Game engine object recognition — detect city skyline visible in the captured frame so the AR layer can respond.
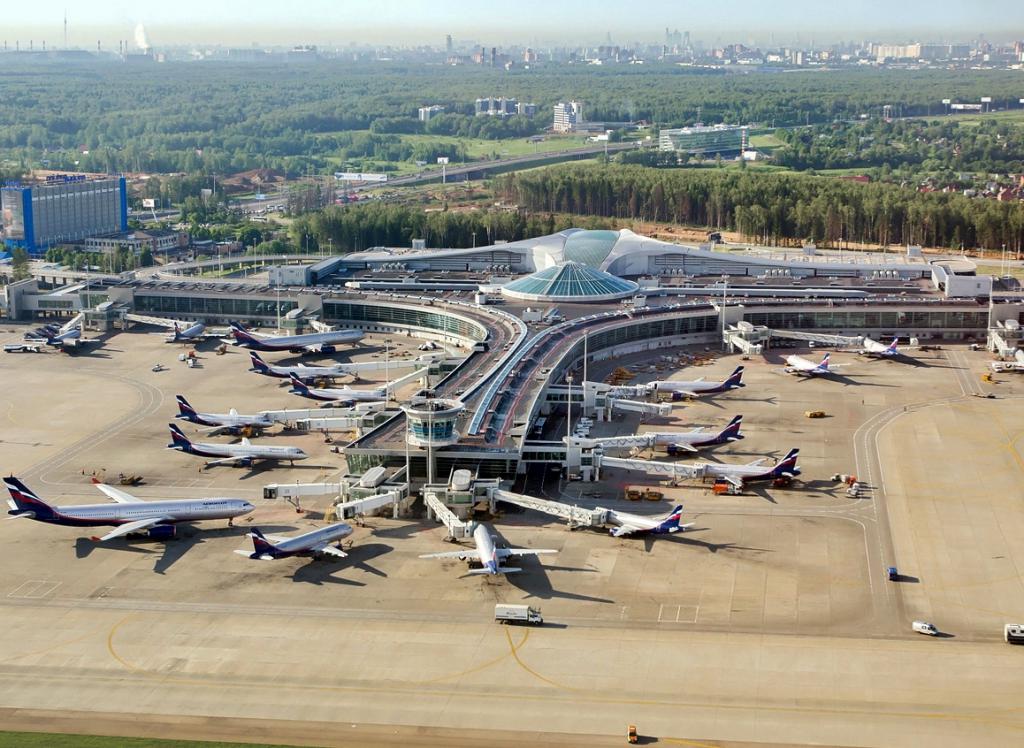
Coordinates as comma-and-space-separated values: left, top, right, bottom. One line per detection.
2, 0, 1021, 48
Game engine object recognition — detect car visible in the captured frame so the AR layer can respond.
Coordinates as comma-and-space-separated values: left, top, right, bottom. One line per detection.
912, 621, 939, 636
626, 724, 638, 744
886, 566, 899, 581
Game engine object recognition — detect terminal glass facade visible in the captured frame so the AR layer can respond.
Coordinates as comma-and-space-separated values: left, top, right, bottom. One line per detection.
135, 293, 297, 319
743, 309, 988, 331
324, 301, 487, 341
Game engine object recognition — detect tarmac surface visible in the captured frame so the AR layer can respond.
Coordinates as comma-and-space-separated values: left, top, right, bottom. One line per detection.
2, 326, 1024, 747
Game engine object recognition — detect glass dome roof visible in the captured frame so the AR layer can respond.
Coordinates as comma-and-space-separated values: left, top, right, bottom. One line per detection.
501, 261, 639, 302
562, 230, 620, 268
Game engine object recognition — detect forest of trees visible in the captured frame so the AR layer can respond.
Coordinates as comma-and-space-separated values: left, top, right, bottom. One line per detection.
495, 164, 1024, 251
774, 118, 1024, 175
285, 202, 615, 253
0, 59, 1020, 176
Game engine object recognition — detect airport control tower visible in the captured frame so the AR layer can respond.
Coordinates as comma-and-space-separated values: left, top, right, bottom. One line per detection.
401, 398, 465, 485
401, 398, 465, 448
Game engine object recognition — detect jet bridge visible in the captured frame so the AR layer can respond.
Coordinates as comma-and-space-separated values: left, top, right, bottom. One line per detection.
597, 455, 705, 482
609, 398, 672, 417
492, 489, 607, 528
424, 491, 472, 539
768, 330, 863, 347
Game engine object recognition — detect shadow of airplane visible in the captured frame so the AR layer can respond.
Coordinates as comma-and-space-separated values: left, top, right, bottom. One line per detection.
489, 526, 614, 604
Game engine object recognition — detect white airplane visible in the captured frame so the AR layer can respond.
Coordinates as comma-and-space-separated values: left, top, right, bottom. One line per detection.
602, 504, 694, 537
4, 476, 253, 542
419, 523, 558, 575
167, 423, 308, 468
859, 337, 901, 358
234, 524, 353, 560
783, 352, 846, 376
229, 321, 364, 353
24, 313, 97, 351
661, 415, 744, 454
174, 395, 274, 436
704, 448, 801, 488
248, 352, 354, 382
288, 373, 387, 405
646, 366, 745, 400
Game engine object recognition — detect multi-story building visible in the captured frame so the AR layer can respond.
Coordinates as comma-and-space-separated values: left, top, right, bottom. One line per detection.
474, 97, 519, 117
553, 100, 584, 132
658, 124, 748, 156
82, 228, 189, 257
1, 175, 127, 253
517, 102, 538, 118
418, 105, 446, 122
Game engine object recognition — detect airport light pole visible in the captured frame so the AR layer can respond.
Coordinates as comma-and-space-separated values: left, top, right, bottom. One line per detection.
384, 337, 392, 400
275, 286, 282, 333
566, 374, 574, 443
720, 274, 728, 350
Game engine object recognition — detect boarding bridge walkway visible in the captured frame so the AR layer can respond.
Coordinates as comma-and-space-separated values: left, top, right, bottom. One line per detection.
610, 398, 672, 417
335, 490, 402, 519
493, 489, 607, 528
424, 492, 471, 539
598, 455, 706, 481
261, 403, 387, 423
723, 329, 763, 355
769, 330, 862, 347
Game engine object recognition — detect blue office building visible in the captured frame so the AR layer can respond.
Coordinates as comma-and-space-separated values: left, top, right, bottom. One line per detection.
1, 175, 128, 253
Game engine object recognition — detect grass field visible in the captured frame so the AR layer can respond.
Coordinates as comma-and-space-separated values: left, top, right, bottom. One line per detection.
0, 734, 304, 748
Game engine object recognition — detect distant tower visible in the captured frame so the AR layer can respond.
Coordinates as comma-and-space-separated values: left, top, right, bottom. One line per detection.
64, 10, 68, 49
445, 34, 452, 54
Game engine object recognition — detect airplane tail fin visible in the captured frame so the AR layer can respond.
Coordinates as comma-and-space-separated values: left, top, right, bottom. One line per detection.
288, 373, 310, 393
656, 504, 685, 532
175, 395, 198, 420
3, 477, 55, 519
888, 338, 899, 352
772, 449, 801, 478
248, 352, 269, 372
249, 528, 279, 558
717, 415, 744, 442
167, 423, 193, 450
724, 366, 745, 388
230, 322, 258, 345
820, 353, 831, 370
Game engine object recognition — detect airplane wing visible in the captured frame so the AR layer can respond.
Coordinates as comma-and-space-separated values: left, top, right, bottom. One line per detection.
301, 343, 325, 353
669, 442, 699, 453
98, 517, 171, 541
419, 550, 472, 560
498, 548, 558, 557
610, 524, 643, 537
311, 543, 348, 558
722, 475, 744, 489
92, 483, 141, 504
745, 457, 769, 467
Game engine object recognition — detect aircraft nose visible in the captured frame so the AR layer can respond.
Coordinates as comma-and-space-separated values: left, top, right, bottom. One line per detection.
241, 502, 255, 512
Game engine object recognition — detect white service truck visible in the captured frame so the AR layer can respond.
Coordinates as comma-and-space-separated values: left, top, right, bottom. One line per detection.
494, 604, 543, 625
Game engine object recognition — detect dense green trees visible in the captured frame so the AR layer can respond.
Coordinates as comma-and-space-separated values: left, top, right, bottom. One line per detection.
1, 60, 1020, 177
775, 118, 1024, 174
496, 164, 1024, 251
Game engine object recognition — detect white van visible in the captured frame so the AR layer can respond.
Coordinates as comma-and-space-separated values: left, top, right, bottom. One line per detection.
912, 621, 938, 636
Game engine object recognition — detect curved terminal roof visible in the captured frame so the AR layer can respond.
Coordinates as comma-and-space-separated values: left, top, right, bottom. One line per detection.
501, 261, 639, 302
562, 230, 621, 268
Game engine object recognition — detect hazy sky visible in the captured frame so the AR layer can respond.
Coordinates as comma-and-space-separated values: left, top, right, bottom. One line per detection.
3, 0, 1019, 47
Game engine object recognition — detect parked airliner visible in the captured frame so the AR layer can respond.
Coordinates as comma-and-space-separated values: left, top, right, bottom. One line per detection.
288, 373, 387, 405
4, 477, 253, 541
784, 353, 846, 376
860, 337, 901, 358
167, 424, 307, 467
228, 322, 364, 353
235, 524, 353, 560
175, 395, 274, 435
646, 366, 745, 400
249, 352, 353, 382
419, 523, 557, 575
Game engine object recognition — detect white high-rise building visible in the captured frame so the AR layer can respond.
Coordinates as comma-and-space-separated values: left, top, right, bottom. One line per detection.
553, 100, 584, 132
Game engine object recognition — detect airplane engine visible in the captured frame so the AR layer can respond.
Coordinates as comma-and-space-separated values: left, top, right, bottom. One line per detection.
145, 524, 177, 540
319, 345, 337, 355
